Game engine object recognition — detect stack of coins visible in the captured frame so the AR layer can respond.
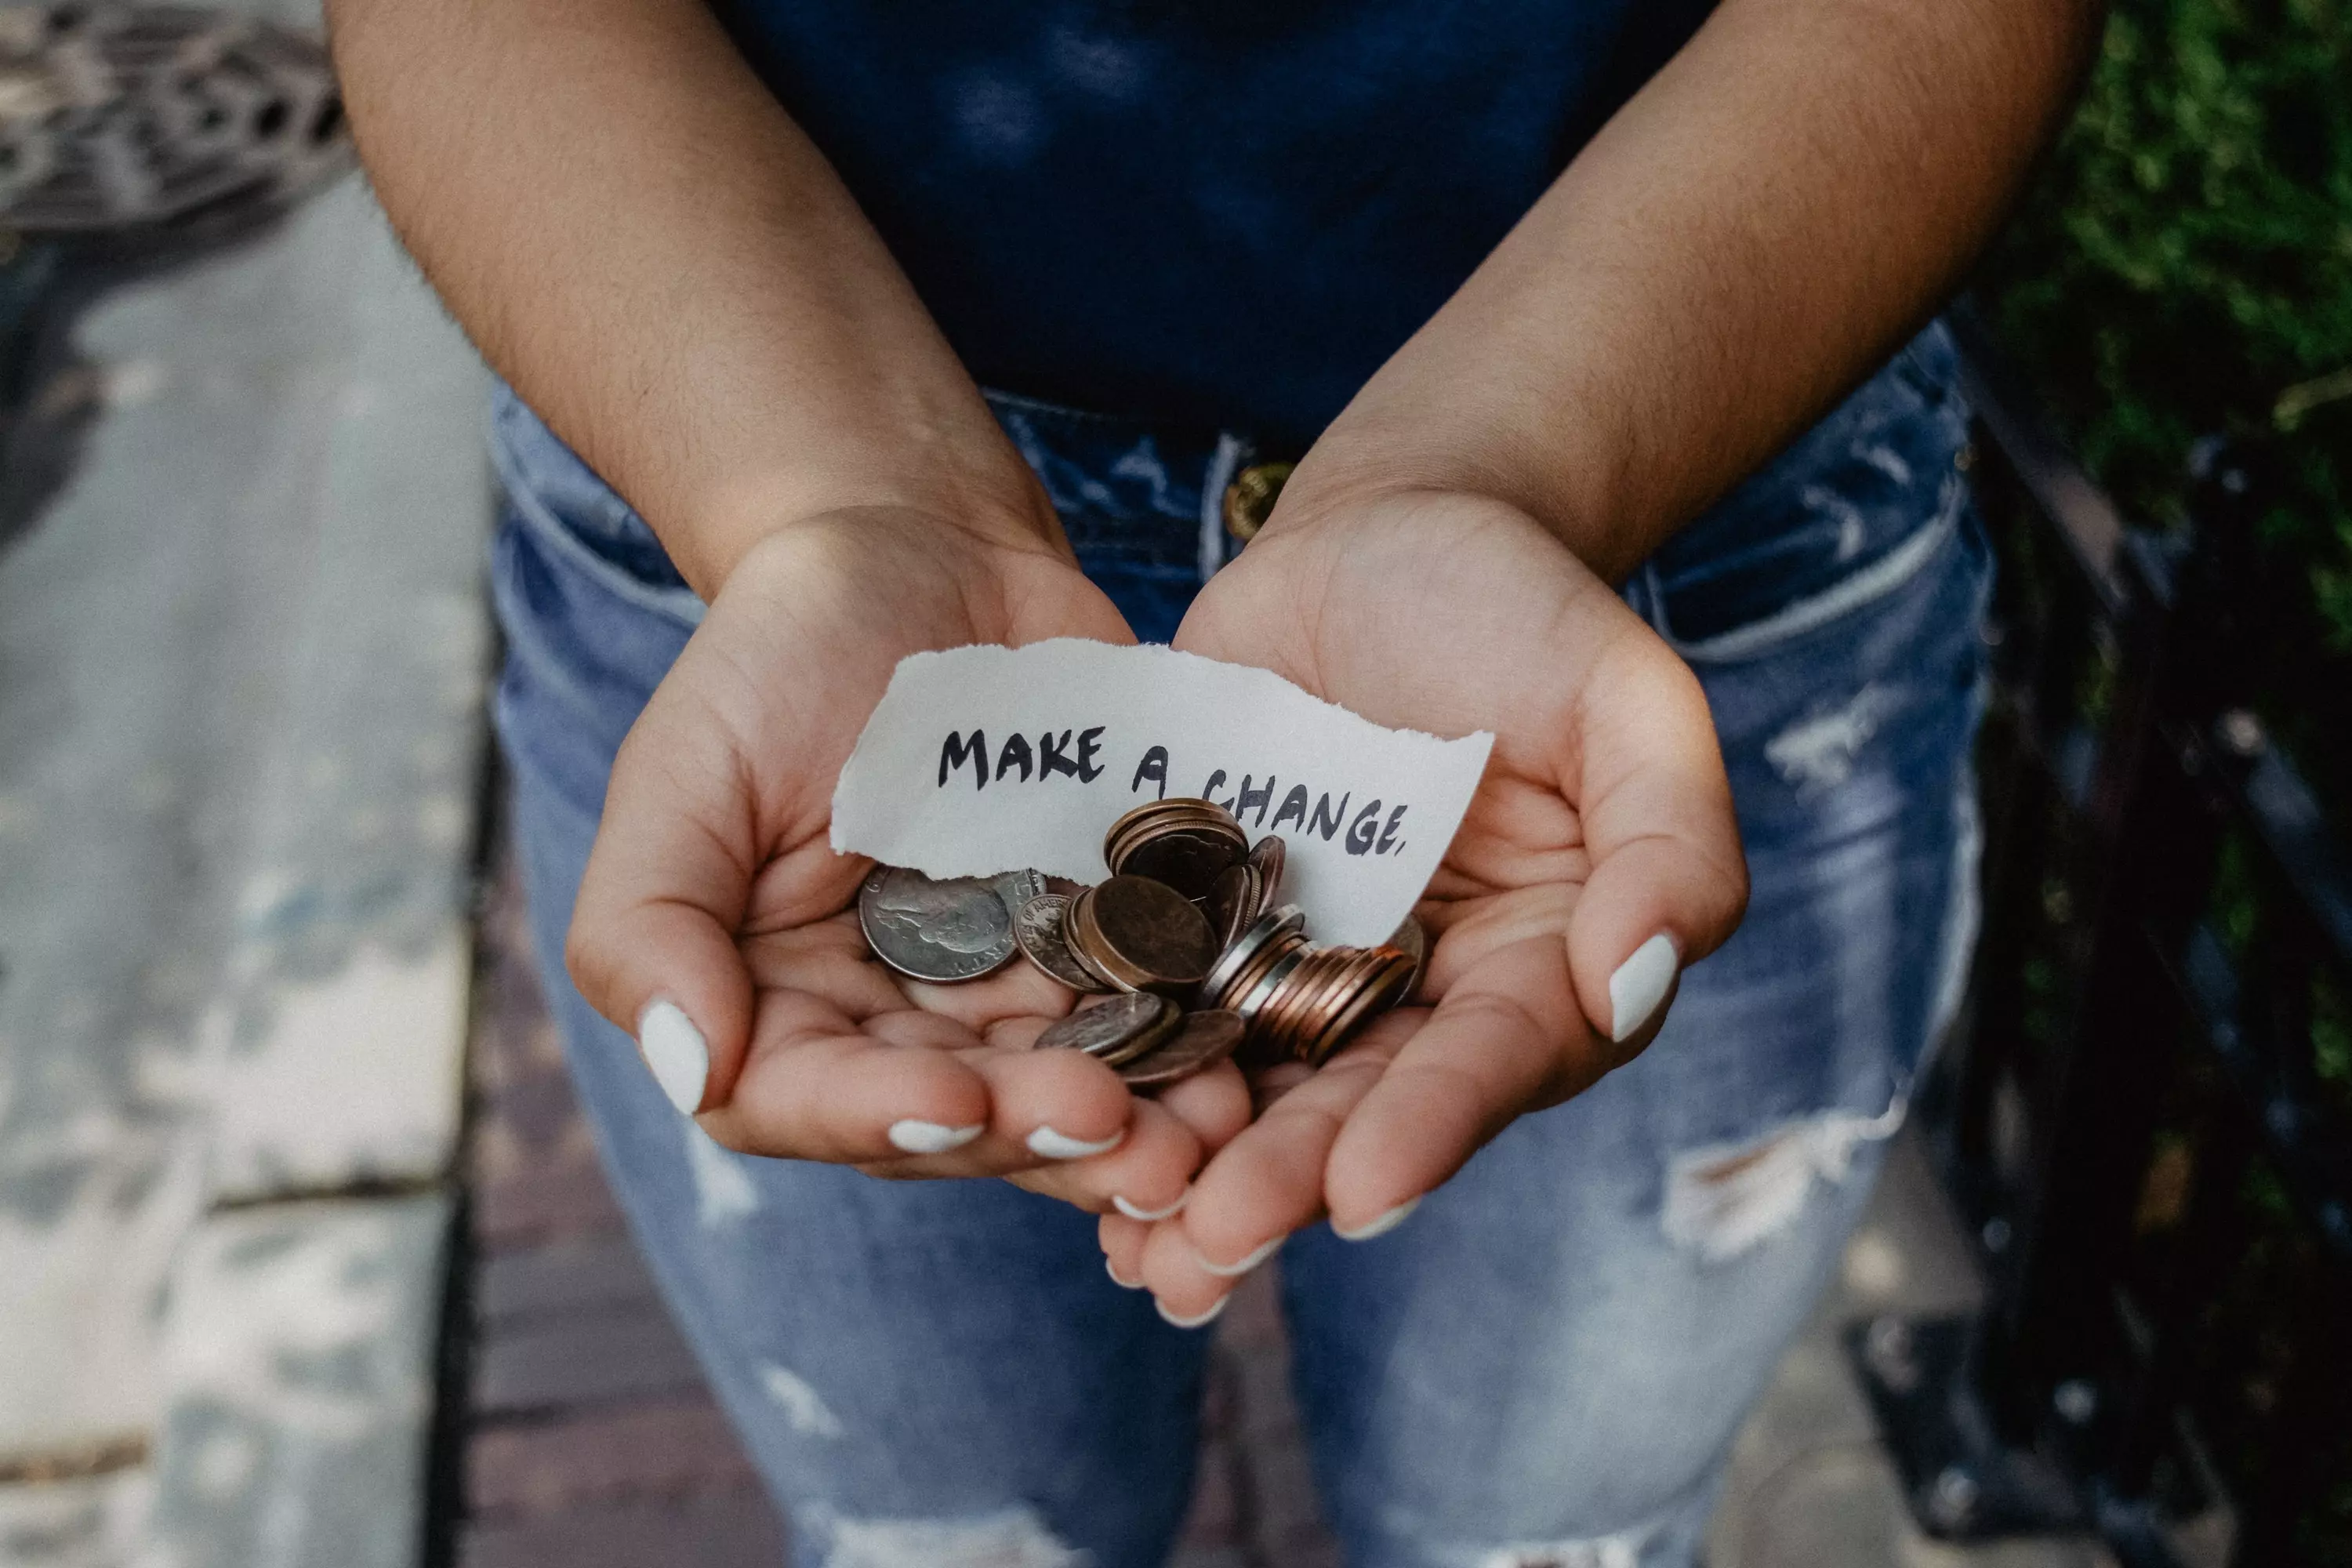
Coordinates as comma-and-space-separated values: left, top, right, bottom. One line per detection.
1104, 799, 1249, 898
855, 797, 1422, 1091
1029, 993, 1247, 1090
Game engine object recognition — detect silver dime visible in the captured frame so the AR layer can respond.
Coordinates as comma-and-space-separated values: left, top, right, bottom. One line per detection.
993, 869, 1048, 916
1012, 894, 1113, 994
858, 865, 1017, 982
1203, 904, 1306, 1007
1036, 992, 1170, 1062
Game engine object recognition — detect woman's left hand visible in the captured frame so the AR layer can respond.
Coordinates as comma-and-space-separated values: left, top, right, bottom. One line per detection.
1103, 488, 1750, 1321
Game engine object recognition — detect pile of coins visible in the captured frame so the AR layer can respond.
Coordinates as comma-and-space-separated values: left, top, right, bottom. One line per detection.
856, 798, 1423, 1090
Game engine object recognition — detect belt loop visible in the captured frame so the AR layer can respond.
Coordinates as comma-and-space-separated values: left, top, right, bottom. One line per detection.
1639, 560, 1672, 637
1200, 431, 1250, 583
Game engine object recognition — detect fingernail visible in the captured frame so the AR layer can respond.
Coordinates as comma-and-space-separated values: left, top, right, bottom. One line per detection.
637, 1000, 708, 1116
1027, 1125, 1125, 1160
1198, 1234, 1283, 1278
1106, 1257, 1144, 1290
1608, 932, 1681, 1042
1156, 1294, 1229, 1330
1334, 1196, 1422, 1242
887, 1120, 984, 1155
1113, 1189, 1190, 1222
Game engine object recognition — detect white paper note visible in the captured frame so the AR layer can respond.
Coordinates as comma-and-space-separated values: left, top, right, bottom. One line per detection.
830, 640, 1494, 947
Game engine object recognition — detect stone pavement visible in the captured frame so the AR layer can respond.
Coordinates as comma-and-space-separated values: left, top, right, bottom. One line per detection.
0, 0, 492, 1552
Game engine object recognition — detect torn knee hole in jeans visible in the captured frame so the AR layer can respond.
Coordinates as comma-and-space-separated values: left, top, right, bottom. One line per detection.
1471, 1531, 1644, 1568
822, 1504, 1088, 1568
1661, 1101, 1904, 1263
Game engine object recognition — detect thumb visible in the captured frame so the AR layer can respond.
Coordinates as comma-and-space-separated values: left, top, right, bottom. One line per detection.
1564, 638, 1748, 1047
565, 682, 763, 1118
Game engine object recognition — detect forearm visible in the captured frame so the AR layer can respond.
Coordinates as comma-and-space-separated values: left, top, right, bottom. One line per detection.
1281, 0, 2104, 580
329, 0, 1048, 594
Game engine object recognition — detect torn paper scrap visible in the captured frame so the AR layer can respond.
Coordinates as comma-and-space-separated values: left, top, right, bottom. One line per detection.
829, 640, 1494, 948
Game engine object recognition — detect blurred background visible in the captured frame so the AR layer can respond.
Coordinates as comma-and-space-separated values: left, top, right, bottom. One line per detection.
0, 0, 2343, 1565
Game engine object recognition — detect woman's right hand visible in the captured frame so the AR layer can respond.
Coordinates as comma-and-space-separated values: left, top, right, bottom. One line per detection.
564, 506, 1250, 1214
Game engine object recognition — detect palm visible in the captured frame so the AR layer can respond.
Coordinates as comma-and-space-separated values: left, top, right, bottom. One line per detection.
695, 511, 1133, 940
1135, 490, 1747, 1271
574, 509, 1250, 1191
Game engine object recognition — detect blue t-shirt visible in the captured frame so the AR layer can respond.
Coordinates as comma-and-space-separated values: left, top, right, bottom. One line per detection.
713, 0, 1716, 449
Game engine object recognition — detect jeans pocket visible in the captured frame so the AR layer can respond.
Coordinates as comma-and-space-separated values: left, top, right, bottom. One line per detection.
489, 383, 705, 626
1642, 321, 1973, 662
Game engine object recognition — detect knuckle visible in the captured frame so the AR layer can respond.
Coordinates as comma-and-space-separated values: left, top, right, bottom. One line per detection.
561, 918, 616, 1007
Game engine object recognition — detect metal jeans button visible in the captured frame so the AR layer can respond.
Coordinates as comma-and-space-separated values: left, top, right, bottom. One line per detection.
1221, 462, 1293, 541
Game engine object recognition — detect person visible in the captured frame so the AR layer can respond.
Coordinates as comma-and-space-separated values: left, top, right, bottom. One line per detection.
332, 1, 2100, 1562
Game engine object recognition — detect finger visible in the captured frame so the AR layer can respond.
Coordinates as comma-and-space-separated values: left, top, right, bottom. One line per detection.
1322, 938, 1586, 1230
1138, 1218, 1241, 1329
906, 957, 1076, 1033
567, 683, 764, 1116
1566, 635, 1748, 1044
1173, 1010, 1417, 1267
1149, 1060, 1254, 1156
1007, 1099, 1203, 1217
704, 994, 996, 1163
961, 1037, 1139, 1165
1098, 1211, 1149, 1290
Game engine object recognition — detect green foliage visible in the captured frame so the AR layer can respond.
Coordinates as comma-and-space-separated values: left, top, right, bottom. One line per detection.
1980, 0, 2352, 683
1984, 21, 2352, 1550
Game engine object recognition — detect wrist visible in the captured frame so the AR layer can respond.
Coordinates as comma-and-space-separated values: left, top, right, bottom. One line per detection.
672, 466, 1065, 598
1269, 399, 1651, 586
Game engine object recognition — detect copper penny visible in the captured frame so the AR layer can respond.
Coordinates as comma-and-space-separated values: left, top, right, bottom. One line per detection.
1116, 827, 1247, 902
1120, 1009, 1245, 1088
1302, 949, 1419, 1066
1207, 862, 1264, 952
1246, 833, 1287, 914
1077, 874, 1216, 993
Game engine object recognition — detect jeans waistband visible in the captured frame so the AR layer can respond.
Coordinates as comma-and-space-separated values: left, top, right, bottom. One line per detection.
490, 319, 1970, 662
487, 383, 1261, 604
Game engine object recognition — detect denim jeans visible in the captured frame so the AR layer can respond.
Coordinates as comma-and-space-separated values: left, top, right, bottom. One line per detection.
487, 321, 1991, 1568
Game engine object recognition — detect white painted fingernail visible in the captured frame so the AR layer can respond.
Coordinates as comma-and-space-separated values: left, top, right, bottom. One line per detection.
1199, 1234, 1283, 1278
1334, 1196, 1422, 1242
1113, 1189, 1190, 1222
1608, 933, 1680, 1042
887, 1120, 984, 1155
1156, 1294, 1229, 1330
1027, 1125, 1125, 1160
1106, 1258, 1144, 1290
637, 1000, 708, 1116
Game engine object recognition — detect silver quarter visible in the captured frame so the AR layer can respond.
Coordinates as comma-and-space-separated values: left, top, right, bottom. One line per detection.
1012, 894, 1113, 993
1036, 992, 1170, 1061
858, 865, 1017, 982
1208, 862, 1265, 952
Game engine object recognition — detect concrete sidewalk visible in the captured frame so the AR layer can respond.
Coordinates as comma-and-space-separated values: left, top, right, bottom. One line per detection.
0, 3, 492, 1553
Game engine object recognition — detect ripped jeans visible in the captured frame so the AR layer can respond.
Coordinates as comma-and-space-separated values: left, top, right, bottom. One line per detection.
487, 321, 1991, 1568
